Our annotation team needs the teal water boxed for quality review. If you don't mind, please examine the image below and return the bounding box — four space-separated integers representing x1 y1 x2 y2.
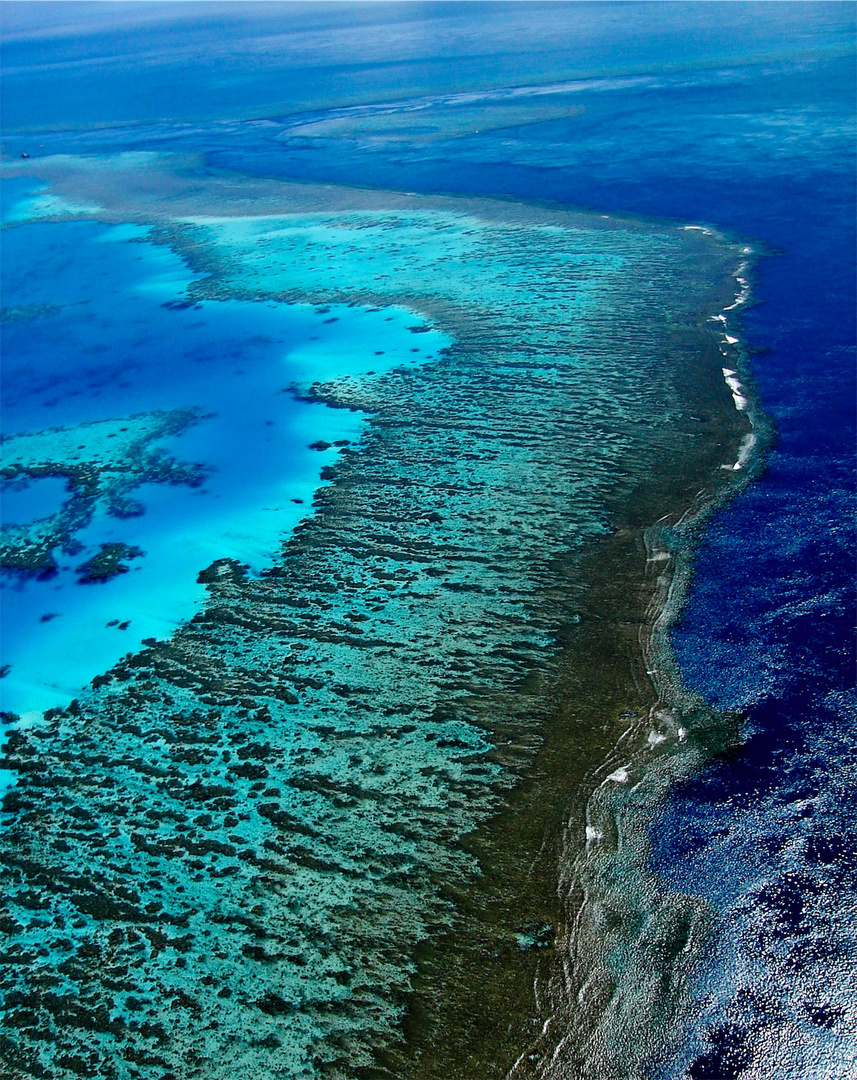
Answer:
0 476 69 526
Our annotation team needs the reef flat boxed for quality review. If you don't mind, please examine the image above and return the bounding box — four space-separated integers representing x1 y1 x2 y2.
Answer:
0 171 757 1079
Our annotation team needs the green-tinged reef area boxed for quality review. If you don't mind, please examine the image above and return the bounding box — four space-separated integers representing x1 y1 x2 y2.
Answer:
1 158 764 1079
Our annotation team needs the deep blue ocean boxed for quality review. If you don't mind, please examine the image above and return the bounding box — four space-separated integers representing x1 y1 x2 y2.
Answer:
1 3 854 1077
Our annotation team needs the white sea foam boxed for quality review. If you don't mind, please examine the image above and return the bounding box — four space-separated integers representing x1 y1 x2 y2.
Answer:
723 373 742 393
605 766 630 784
585 825 603 843
724 287 750 312
647 730 667 747
725 334 739 345
723 266 752 312
732 433 758 470
721 368 749 411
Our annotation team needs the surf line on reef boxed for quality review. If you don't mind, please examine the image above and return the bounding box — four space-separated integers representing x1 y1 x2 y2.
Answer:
518 257 768 1078
388 235 769 1080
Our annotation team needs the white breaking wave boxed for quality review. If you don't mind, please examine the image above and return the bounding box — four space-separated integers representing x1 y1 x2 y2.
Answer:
731 432 758 471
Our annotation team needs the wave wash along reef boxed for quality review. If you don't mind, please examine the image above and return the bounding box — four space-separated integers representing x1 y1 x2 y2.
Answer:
1 5 855 1080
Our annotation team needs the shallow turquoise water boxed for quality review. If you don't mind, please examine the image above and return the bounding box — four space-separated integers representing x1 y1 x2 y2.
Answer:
1 184 449 715
0 476 69 526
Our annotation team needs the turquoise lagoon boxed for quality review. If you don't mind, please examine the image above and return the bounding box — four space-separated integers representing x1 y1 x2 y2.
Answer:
1 183 449 716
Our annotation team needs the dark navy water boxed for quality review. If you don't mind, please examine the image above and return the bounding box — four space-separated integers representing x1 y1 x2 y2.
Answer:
2 3 854 1076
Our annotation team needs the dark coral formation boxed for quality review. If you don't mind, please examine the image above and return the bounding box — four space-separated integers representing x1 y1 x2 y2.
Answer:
76 544 145 584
